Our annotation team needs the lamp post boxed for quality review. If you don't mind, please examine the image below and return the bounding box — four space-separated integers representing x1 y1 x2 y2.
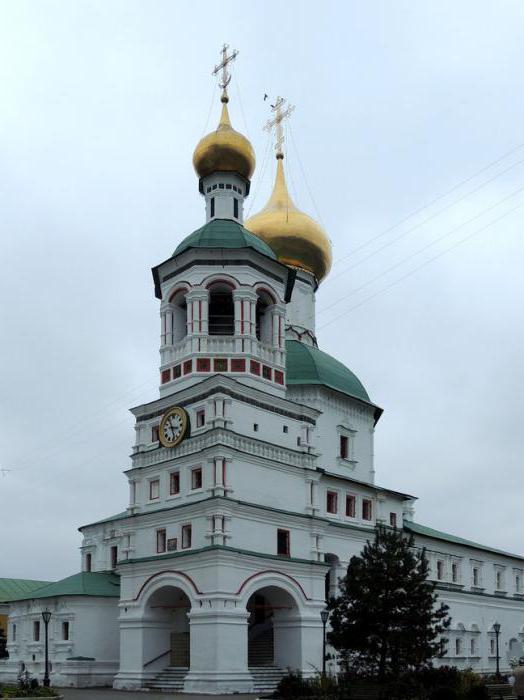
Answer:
320 608 329 678
493 622 501 680
41 609 52 687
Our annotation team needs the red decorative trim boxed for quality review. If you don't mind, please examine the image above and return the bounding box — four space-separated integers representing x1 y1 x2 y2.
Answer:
183 359 192 375
274 370 284 385
236 569 311 601
213 358 228 372
133 570 203 601
231 358 246 372
161 369 171 384
205 278 236 290
168 284 189 303
262 365 272 380
196 358 211 372
250 360 260 376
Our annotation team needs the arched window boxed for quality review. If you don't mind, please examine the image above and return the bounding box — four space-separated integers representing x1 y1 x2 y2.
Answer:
169 289 188 343
256 290 275 344
208 283 234 336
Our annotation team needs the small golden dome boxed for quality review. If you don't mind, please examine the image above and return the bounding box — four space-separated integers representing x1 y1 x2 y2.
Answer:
245 156 332 282
193 97 256 182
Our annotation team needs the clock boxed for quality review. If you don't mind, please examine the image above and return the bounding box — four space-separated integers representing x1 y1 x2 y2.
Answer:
159 406 189 448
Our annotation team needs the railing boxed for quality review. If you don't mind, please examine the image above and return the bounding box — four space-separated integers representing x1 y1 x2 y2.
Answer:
144 649 171 668
160 334 285 367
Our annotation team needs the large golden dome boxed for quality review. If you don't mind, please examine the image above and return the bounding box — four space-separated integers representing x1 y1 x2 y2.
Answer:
245 155 332 282
193 96 256 182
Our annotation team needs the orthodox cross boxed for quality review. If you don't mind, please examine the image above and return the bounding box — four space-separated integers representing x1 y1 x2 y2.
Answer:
264 96 295 157
212 44 239 100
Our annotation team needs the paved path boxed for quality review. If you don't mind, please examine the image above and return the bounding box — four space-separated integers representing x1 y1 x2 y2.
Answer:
60 689 261 700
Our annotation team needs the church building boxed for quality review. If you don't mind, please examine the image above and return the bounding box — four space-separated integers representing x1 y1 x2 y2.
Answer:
1 48 523 695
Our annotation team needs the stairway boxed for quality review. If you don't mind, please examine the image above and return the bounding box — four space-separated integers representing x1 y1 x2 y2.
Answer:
249 666 286 695
145 666 188 691
248 625 274 666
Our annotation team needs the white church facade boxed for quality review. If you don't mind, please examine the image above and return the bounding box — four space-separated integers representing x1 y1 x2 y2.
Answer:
1 50 524 695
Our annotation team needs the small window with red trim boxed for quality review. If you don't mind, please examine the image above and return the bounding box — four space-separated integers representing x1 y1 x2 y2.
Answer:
327 491 338 514
191 467 202 490
149 479 160 500
362 499 373 521
173 364 182 379
346 495 356 518
183 360 192 375
170 471 180 495
262 365 272 380
250 360 260 375
274 370 284 385
161 369 171 384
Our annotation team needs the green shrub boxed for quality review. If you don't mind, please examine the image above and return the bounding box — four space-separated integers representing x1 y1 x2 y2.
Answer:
0 685 59 698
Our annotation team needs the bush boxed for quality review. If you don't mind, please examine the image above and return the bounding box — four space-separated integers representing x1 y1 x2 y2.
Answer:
276 671 339 699
1 685 59 698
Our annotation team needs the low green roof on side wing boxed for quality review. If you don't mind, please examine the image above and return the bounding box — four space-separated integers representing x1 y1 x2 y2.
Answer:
6 572 120 602
78 511 129 530
0 579 52 603
285 340 381 415
405 521 524 561
173 218 277 260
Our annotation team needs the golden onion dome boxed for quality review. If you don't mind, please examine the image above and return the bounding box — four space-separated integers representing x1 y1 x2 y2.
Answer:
193 96 256 182
245 155 332 282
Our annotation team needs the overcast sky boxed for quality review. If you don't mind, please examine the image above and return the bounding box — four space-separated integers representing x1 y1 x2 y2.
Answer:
1 0 523 581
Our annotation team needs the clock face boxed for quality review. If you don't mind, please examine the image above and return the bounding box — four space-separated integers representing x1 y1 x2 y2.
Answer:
159 407 188 448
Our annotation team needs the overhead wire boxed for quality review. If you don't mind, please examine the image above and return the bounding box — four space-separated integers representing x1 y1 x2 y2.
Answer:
317 199 523 330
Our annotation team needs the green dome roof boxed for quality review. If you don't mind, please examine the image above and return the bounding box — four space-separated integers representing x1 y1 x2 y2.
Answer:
285 340 372 404
174 218 277 260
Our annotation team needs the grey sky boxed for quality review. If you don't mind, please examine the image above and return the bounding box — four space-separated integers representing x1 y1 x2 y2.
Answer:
1 0 523 580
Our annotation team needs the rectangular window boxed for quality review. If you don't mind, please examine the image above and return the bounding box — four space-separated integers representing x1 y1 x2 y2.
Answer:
173 364 182 379
161 369 171 384
210 197 215 217
12 624 16 642
33 621 40 641
452 562 458 583
346 494 356 517
455 638 462 656
250 360 260 375
196 409 205 427
149 479 160 500
233 198 239 218
262 365 272 380
490 638 496 655
253 423 259 432
151 425 160 442
156 528 167 553
110 545 118 569
437 560 444 580
182 524 192 549
62 621 70 641
389 512 397 528
340 435 349 459
472 567 480 586
277 529 290 557
85 552 92 572
326 491 338 514
470 638 476 656
183 359 192 375
191 468 202 490
516 574 521 592
362 499 372 521
283 425 288 433
496 570 504 590
170 471 180 495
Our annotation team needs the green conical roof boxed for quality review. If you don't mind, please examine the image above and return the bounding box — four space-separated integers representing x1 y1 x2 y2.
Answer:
174 218 277 260
285 340 373 406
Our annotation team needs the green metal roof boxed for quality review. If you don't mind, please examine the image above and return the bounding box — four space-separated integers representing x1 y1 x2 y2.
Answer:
285 340 374 406
405 521 524 562
6 572 120 602
0 579 52 603
174 218 277 260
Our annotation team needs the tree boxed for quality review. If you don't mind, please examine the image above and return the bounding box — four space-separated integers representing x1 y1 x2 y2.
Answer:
327 525 450 680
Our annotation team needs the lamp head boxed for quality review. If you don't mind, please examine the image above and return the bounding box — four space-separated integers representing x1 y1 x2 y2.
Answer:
320 608 329 624
493 622 501 633
41 609 52 624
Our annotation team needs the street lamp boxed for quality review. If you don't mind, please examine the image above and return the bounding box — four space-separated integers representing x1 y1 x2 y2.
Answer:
493 622 501 680
41 609 52 687
320 608 330 678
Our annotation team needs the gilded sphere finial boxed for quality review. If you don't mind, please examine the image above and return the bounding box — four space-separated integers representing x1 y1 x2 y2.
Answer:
193 98 255 181
245 156 332 283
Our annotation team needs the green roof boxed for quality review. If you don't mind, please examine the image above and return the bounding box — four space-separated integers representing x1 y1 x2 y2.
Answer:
286 340 376 408
405 521 524 562
174 218 277 260
0 579 52 603
6 572 120 602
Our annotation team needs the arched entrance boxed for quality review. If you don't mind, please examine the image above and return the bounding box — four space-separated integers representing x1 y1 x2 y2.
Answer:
144 585 191 669
247 586 299 669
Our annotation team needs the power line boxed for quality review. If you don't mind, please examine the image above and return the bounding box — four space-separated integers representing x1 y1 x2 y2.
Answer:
318 200 523 330
318 182 524 317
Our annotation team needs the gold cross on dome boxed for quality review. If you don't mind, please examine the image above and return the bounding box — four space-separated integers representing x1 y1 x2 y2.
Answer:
264 96 295 157
212 44 239 99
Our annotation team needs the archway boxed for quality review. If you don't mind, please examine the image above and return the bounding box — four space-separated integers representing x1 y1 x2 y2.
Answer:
255 290 275 344
143 585 191 670
208 283 235 336
247 585 300 669
169 289 188 343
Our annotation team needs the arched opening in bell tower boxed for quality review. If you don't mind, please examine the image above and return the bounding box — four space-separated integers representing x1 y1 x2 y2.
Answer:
169 289 188 343
208 282 235 336
255 289 274 344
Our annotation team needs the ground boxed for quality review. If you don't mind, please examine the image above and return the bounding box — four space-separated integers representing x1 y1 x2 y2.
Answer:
60 690 259 700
